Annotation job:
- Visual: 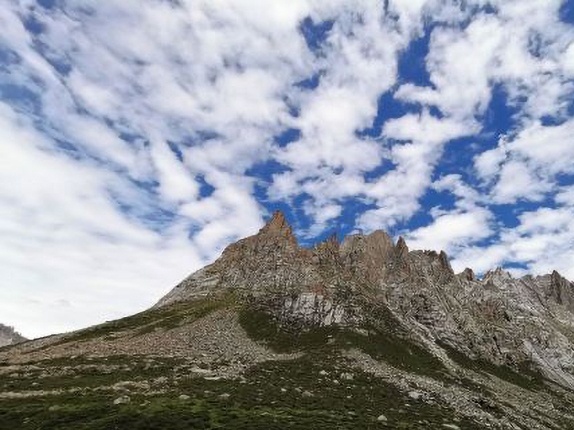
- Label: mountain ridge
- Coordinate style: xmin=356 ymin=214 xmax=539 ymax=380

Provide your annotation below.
xmin=156 ymin=210 xmax=574 ymax=390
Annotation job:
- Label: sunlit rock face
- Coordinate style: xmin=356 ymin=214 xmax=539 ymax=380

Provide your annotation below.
xmin=0 ymin=324 xmax=26 ymax=347
xmin=156 ymin=211 xmax=574 ymax=389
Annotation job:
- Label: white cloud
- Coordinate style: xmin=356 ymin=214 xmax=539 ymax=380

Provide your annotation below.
xmin=452 ymin=205 xmax=574 ymax=279
xmin=149 ymin=139 xmax=199 ymax=203
xmin=474 ymin=144 xmax=508 ymax=180
xmin=0 ymin=103 xmax=204 ymax=337
xmin=475 ymin=119 xmax=574 ymax=204
xmin=432 ymin=174 xmax=481 ymax=210
xmin=406 ymin=209 xmax=492 ymax=254
xmin=451 ymin=244 xmax=509 ymax=275
xmin=491 ymin=160 xmax=551 ymax=203
xmin=556 ymin=186 xmax=574 ymax=206
xmin=2 ymin=0 xmax=574 ymax=338
xmin=564 ymin=42 xmax=574 ymax=75
xmin=509 ymin=119 xmax=574 ymax=174
xmin=358 ymin=112 xmax=477 ymax=230
xmin=397 ymin=15 xmax=502 ymax=120
xmin=404 ymin=172 xmax=494 ymax=260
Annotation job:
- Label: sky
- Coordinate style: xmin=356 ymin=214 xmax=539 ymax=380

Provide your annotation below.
xmin=1 ymin=0 xmax=574 ymax=338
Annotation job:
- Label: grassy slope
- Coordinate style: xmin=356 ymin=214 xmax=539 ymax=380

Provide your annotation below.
xmin=1 ymin=300 xmax=572 ymax=429
xmin=39 ymin=297 xmax=232 ymax=349
xmin=0 ymin=354 xmax=484 ymax=430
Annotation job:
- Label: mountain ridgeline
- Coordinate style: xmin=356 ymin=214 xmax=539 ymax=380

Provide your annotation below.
xmin=159 ymin=211 xmax=574 ymax=389
xmin=1 ymin=211 xmax=574 ymax=430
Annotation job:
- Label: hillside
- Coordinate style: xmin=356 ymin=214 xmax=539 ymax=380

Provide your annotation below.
xmin=1 ymin=211 xmax=573 ymax=429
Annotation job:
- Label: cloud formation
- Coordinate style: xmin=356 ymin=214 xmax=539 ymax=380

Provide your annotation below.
xmin=1 ymin=0 xmax=573 ymax=337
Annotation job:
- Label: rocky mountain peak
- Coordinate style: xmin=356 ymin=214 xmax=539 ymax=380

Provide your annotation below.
xmin=258 ymin=210 xmax=295 ymax=239
xmin=548 ymin=270 xmax=574 ymax=311
xmin=394 ymin=236 xmax=409 ymax=259
xmin=154 ymin=218 xmax=574 ymax=392
xmin=482 ymin=267 xmax=513 ymax=283
xmin=340 ymin=230 xmax=393 ymax=262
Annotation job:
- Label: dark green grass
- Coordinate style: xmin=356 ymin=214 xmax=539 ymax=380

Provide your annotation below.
xmin=2 ymin=302 xmax=571 ymax=429
xmin=0 ymin=353 xmax=484 ymax=430
xmin=437 ymin=341 xmax=548 ymax=391
xmin=238 ymin=306 xmax=449 ymax=380
xmin=0 ymin=355 xmax=184 ymax=392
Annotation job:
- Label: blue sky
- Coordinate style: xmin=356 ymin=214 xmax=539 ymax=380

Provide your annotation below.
xmin=1 ymin=0 xmax=574 ymax=337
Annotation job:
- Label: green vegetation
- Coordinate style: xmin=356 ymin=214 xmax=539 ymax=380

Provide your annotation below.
xmin=2 ymin=304 xmax=571 ymax=429
xmin=134 ymin=299 xmax=229 ymax=335
xmin=437 ymin=341 xmax=548 ymax=391
xmin=238 ymin=306 xmax=449 ymax=379
xmin=0 ymin=355 xmax=184 ymax=392
xmin=238 ymin=308 xmax=341 ymax=353
xmin=0 ymin=353 xmax=484 ymax=430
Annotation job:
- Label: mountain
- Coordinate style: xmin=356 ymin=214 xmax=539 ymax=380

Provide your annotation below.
xmin=159 ymin=211 xmax=574 ymax=388
xmin=1 ymin=211 xmax=574 ymax=429
xmin=0 ymin=324 xmax=26 ymax=348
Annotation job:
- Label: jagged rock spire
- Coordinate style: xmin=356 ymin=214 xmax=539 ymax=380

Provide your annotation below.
xmin=315 ymin=232 xmax=340 ymax=252
xmin=549 ymin=270 xmax=574 ymax=311
xmin=438 ymin=250 xmax=454 ymax=274
xmin=255 ymin=210 xmax=298 ymax=248
xmin=259 ymin=210 xmax=292 ymax=236
xmin=395 ymin=236 xmax=409 ymax=259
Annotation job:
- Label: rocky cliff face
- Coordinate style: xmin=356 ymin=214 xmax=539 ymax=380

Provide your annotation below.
xmin=157 ymin=210 xmax=574 ymax=390
xmin=0 ymin=324 xmax=26 ymax=347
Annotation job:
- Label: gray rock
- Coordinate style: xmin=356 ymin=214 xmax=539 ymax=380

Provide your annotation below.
xmin=340 ymin=372 xmax=353 ymax=380
xmin=408 ymin=391 xmax=422 ymax=400
xmin=113 ymin=395 xmax=131 ymax=405
xmin=377 ymin=414 xmax=388 ymax=422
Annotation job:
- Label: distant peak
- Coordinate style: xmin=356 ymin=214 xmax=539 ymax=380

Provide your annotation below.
xmin=483 ymin=267 xmax=513 ymax=282
xmin=551 ymin=270 xmax=564 ymax=281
